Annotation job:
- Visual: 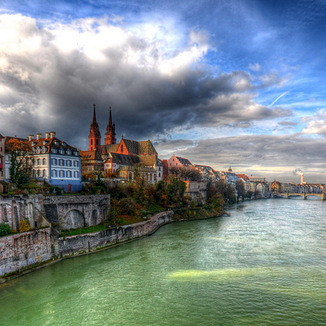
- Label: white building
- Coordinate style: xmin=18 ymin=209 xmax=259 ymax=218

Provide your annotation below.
xmin=29 ymin=132 xmax=82 ymax=192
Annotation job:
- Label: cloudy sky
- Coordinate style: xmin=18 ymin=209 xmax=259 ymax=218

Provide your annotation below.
xmin=1 ymin=0 xmax=326 ymax=182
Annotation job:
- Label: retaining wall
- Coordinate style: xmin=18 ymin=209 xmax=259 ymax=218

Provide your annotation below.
xmin=57 ymin=211 xmax=174 ymax=257
xmin=0 ymin=228 xmax=52 ymax=276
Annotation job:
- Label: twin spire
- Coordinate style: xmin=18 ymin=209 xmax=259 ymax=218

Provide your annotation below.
xmin=88 ymin=104 xmax=116 ymax=152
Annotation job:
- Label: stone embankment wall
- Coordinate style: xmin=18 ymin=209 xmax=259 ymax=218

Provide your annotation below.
xmin=57 ymin=211 xmax=174 ymax=257
xmin=0 ymin=211 xmax=174 ymax=277
xmin=0 ymin=228 xmax=52 ymax=276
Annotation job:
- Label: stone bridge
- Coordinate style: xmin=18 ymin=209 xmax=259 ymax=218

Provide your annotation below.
xmin=0 ymin=194 xmax=110 ymax=232
xmin=43 ymin=195 xmax=110 ymax=229
xmin=273 ymin=193 xmax=325 ymax=200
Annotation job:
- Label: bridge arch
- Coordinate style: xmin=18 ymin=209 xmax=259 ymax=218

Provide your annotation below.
xmin=62 ymin=209 xmax=85 ymax=229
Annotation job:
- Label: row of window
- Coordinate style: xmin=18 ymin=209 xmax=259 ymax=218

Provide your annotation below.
xmin=52 ymin=170 xmax=79 ymax=178
xmin=33 ymin=170 xmax=79 ymax=178
xmin=52 ymin=159 xmax=79 ymax=167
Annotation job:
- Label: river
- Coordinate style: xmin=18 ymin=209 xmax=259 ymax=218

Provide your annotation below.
xmin=0 ymin=199 xmax=326 ymax=325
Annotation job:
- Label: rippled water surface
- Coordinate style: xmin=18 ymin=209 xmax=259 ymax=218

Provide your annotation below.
xmin=1 ymin=199 xmax=326 ymax=325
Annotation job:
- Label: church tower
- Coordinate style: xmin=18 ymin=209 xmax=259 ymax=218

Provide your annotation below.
xmin=88 ymin=104 xmax=101 ymax=151
xmin=105 ymin=107 xmax=116 ymax=145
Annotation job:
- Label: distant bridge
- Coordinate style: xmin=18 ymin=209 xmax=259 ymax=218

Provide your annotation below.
xmin=273 ymin=193 xmax=325 ymax=200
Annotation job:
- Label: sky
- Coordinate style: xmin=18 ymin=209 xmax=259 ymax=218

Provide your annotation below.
xmin=1 ymin=0 xmax=326 ymax=183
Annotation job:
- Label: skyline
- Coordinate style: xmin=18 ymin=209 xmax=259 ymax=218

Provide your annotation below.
xmin=1 ymin=1 xmax=326 ymax=182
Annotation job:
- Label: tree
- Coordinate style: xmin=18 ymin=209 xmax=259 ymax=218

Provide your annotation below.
xmin=169 ymin=167 xmax=202 ymax=181
xmin=167 ymin=175 xmax=187 ymax=204
xmin=236 ymin=180 xmax=245 ymax=201
xmin=6 ymin=138 xmax=32 ymax=187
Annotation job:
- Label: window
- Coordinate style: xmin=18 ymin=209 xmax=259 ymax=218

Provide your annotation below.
xmin=74 ymin=151 xmax=78 ymax=156
xmin=67 ymin=160 xmax=72 ymax=167
xmin=43 ymin=169 xmax=47 ymax=178
xmin=59 ymin=159 xmax=64 ymax=166
xmin=60 ymin=149 xmax=64 ymax=154
xmin=52 ymin=158 xmax=57 ymax=165
xmin=52 ymin=170 xmax=57 ymax=177
xmin=74 ymin=161 xmax=78 ymax=167
xmin=37 ymin=159 xmax=40 ymax=165
xmin=60 ymin=170 xmax=65 ymax=178
xmin=67 ymin=150 xmax=71 ymax=155
xmin=43 ymin=158 xmax=46 ymax=165
xmin=38 ymin=169 xmax=41 ymax=177
xmin=67 ymin=171 xmax=71 ymax=178
xmin=91 ymin=139 xmax=93 ymax=145
xmin=74 ymin=171 xmax=78 ymax=178
xmin=121 ymin=145 xmax=124 ymax=153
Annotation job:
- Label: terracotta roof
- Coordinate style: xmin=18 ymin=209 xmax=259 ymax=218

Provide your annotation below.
xmin=122 ymin=139 xmax=158 ymax=155
xmin=101 ymin=143 xmax=119 ymax=155
xmin=139 ymin=155 xmax=162 ymax=167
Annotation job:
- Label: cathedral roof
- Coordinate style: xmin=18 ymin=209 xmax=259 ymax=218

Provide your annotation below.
xmin=122 ymin=139 xmax=158 ymax=155
xmin=106 ymin=152 xmax=139 ymax=165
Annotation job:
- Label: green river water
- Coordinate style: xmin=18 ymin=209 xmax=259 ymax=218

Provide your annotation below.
xmin=1 ymin=199 xmax=326 ymax=325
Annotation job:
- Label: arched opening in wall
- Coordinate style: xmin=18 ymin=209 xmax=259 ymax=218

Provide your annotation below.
xmin=28 ymin=203 xmax=35 ymax=228
xmin=63 ymin=209 xmax=84 ymax=230
xmin=67 ymin=184 xmax=71 ymax=193
xmin=92 ymin=210 xmax=98 ymax=226
xmin=14 ymin=206 xmax=19 ymax=232
xmin=3 ymin=206 xmax=8 ymax=222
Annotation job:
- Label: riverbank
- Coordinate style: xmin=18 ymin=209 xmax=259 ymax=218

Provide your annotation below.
xmin=0 ymin=206 xmax=226 ymax=283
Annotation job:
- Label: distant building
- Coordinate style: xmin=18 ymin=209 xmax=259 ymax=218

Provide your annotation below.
xmin=168 ymin=154 xmax=193 ymax=169
xmin=195 ymin=164 xmax=220 ymax=182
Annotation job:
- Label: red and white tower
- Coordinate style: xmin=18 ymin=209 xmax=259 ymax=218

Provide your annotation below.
xmin=105 ymin=107 xmax=116 ymax=145
xmin=88 ymin=104 xmax=101 ymax=151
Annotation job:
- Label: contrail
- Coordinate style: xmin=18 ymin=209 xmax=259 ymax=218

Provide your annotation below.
xmin=269 ymin=91 xmax=289 ymax=107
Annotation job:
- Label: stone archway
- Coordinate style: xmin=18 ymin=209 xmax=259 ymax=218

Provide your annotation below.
xmin=91 ymin=209 xmax=98 ymax=226
xmin=62 ymin=209 xmax=84 ymax=229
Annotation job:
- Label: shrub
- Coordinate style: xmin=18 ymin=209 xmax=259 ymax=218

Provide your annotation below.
xmin=0 ymin=223 xmax=11 ymax=236
xmin=19 ymin=219 xmax=31 ymax=232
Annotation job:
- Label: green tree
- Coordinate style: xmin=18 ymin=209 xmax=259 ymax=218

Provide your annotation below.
xmin=0 ymin=223 xmax=11 ymax=236
xmin=167 ymin=175 xmax=187 ymax=204
xmin=6 ymin=138 xmax=32 ymax=187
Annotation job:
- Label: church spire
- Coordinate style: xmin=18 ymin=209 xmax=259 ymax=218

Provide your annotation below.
xmin=88 ymin=104 xmax=101 ymax=151
xmin=105 ymin=106 xmax=116 ymax=145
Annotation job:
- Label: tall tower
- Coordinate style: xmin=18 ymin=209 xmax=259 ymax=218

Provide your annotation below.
xmin=88 ymin=104 xmax=101 ymax=151
xmin=105 ymin=107 xmax=116 ymax=145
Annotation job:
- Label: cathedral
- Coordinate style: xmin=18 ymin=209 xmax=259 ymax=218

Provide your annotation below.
xmin=81 ymin=105 xmax=163 ymax=183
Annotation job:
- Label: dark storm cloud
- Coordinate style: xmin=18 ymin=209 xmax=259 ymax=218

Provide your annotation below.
xmin=0 ymin=14 xmax=291 ymax=148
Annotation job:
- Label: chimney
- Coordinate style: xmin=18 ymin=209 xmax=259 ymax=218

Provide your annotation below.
xmin=50 ymin=131 xmax=56 ymax=138
xmin=45 ymin=132 xmax=50 ymax=139
xmin=36 ymin=133 xmax=42 ymax=140
xmin=28 ymin=134 xmax=34 ymax=141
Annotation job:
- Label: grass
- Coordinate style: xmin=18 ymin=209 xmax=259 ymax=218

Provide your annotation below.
xmin=60 ymin=224 xmax=106 ymax=237
xmin=117 ymin=215 xmax=144 ymax=225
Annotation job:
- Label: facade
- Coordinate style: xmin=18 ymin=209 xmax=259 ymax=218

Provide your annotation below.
xmin=29 ymin=132 xmax=82 ymax=191
xmin=168 ymin=154 xmax=193 ymax=169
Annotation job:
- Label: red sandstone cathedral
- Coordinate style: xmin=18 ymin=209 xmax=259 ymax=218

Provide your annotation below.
xmin=81 ymin=105 xmax=163 ymax=182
